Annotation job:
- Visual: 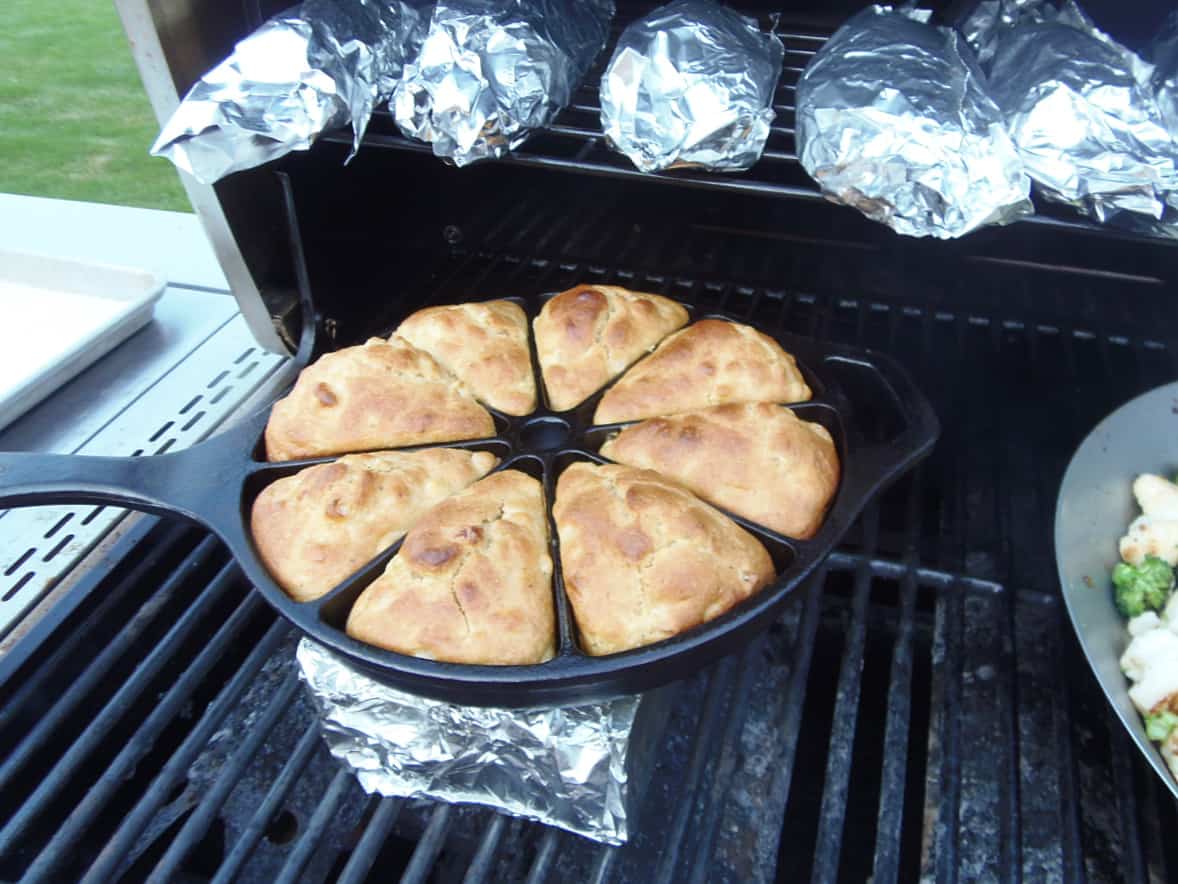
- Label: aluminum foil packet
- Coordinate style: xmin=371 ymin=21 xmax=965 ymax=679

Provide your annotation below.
xmin=1151 ymin=11 xmax=1178 ymax=137
xmin=795 ymin=6 xmax=1032 ymax=239
xmin=296 ymin=638 xmax=649 ymax=843
xmin=599 ymin=0 xmax=783 ymax=173
xmin=393 ymin=0 xmax=615 ymax=166
xmin=152 ymin=0 xmax=428 ymax=184
xmin=976 ymin=1 xmax=1178 ymax=232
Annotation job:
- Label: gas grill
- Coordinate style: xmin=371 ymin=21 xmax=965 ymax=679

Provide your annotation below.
xmin=2 ymin=0 xmax=1177 ymax=880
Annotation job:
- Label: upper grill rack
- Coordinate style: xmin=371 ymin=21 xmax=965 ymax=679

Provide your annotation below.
xmin=324 ymin=13 xmax=1155 ymax=240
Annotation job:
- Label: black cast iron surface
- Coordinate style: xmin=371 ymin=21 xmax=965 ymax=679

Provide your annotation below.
xmin=0 ymin=291 xmax=936 ymax=707
xmin=1 ymin=223 xmax=1177 ymax=880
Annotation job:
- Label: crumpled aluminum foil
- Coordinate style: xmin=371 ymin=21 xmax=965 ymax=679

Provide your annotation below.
xmin=152 ymin=0 xmax=428 ymax=184
xmin=1151 ymin=11 xmax=1178 ymax=137
xmin=599 ymin=0 xmax=783 ymax=173
xmin=958 ymin=0 xmax=1086 ymax=68
xmin=795 ymin=6 xmax=1032 ymax=239
xmin=393 ymin=0 xmax=615 ymax=166
xmin=296 ymin=638 xmax=645 ymax=843
xmin=977 ymin=1 xmax=1178 ymax=233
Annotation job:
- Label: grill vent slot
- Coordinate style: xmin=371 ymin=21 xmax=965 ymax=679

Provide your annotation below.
xmin=0 ymin=330 xmax=283 ymax=639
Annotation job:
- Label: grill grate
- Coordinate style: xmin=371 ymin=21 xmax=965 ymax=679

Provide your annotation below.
xmin=2 ymin=211 xmax=1178 ymax=879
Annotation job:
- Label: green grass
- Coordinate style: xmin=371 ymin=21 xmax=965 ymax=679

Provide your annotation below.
xmin=0 ymin=0 xmax=190 ymax=211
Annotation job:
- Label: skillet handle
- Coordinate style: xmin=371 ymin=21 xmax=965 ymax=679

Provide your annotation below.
xmin=828 ymin=351 xmax=940 ymax=493
xmin=0 ymin=410 xmax=268 ymax=530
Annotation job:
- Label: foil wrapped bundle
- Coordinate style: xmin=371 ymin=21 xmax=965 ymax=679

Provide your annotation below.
xmin=393 ymin=0 xmax=615 ymax=166
xmin=976 ymin=1 xmax=1178 ymax=232
xmin=1151 ymin=11 xmax=1178 ymax=137
xmin=152 ymin=0 xmax=428 ymax=184
xmin=296 ymin=639 xmax=673 ymax=844
xmin=959 ymin=0 xmax=1087 ymax=68
xmin=599 ymin=0 xmax=784 ymax=173
xmin=795 ymin=6 xmax=1031 ymax=239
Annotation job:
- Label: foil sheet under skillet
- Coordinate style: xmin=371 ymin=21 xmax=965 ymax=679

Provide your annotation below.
xmin=972 ymin=1 xmax=1178 ymax=233
xmin=151 ymin=0 xmax=428 ymax=184
xmin=599 ymin=0 xmax=784 ymax=173
xmin=393 ymin=0 xmax=615 ymax=167
xmin=795 ymin=5 xmax=1032 ymax=239
xmin=296 ymin=638 xmax=676 ymax=844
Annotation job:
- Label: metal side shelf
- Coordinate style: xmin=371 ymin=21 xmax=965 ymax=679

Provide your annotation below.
xmin=0 ymin=285 xmax=287 ymax=643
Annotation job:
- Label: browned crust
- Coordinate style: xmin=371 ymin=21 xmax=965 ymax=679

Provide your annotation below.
xmin=593 ymin=320 xmax=812 ymax=424
xmin=345 ymin=470 xmax=556 ymax=665
xmin=600 ymin=403 xmax=839 ymax=539
xmin=394 ymin=300 xmax=537 ymax=416
xmin=533 ymin=285 xmax=689 ymax=412
xmin=553 ymin=462 xmax=775 ymax=656
xmin=264 ymin=338 xmax=495 ymax=461
xmin=251 ymin=449 xmax=498 ymax=602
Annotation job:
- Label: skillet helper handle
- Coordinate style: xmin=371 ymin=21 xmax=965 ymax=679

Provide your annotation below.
xmin=0 ymin=448 xmax=222 ymax=526
xmin=830 ymin=352 xmax=940 ymax=492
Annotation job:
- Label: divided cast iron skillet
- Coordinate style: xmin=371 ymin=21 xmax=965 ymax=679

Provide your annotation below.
xmin=0 ymin=290 xmax=939 ymax=707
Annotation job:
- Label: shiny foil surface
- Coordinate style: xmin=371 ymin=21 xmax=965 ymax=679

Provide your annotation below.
xmin=296 ymin=639 xmax=642 ymax=843
xmin=795 ymin=6 xmax=1032 ymax=239
xmin=599 ymin=0 xmax=783 ymax=173
xmin=1152 ymin=11 xmax=1178 ymax=138
xmin=152 ymin=0 xmax=428 ymax=184
xmin=393 ymin=0 xmax=614 ymax=166
xmin=979 ymin=1 xmax=1178 ymax=233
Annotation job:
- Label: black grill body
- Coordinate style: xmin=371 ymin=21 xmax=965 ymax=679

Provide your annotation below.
xmin=4 ymin=1 xmax=1178 ymax=881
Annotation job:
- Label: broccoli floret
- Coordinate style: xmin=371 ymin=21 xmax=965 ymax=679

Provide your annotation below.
xmin=1113 ymin=556 xmax=1175 ymax=618
xmin=1146 ymin=710 xmax=1178 ymax=742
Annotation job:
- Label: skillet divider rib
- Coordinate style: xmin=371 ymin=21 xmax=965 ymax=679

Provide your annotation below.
xmin=541 ymin=452 xmax=578 ymax=656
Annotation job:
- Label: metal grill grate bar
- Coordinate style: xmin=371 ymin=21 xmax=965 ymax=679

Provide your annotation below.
xmin=0 ymin=522 xmax=201 ymax=727
xmin=338 ymin=797 xmax=403 ymax=884
xmin=274 ymin=768 xmax=354 ymax=884
xmin=209 ymin=722 xmax=324 ymax=884
xmin=461 ymin=812 xmax=506 ymax=884
xmin=143 ymin=668 xmax=303 ymax=883
xmin=0 ymin=558 xmax=248 ymax=861
xmin=0 ymin=537 xmax=222 ymax=806
xmin=524 ymin=829 xmax=560 ymax=884
xmin=401 ymin=804 xmax=453 ymax=884
xmin=810 ymin=506 xmax=879 ymax=881
xmin=19 ymin=588 xmax=266 ymax=882
xmin=870 ymin=471 xmax=924 ymax=884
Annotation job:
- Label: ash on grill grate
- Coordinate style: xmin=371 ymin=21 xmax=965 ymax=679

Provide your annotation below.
xmin=3 ymin=190 xmax=1178 ymax=881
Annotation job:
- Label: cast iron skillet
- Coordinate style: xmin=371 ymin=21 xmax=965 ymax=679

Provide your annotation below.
xmin=1055 ymin=381 xmax=1178 ymax=799
xmin=0 ymin=290 xmax=938 ymax=706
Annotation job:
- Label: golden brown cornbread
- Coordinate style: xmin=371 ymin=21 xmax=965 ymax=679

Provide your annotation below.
xmin=345 ymin=470 xmax=556 ymax=664
xmin=394 ymin=300 xmax=537 ymax=416
xmin=533 ymin=284 xmax=688 ymax=411
xmin=600 ymin=403 xmax=839 ymax=539
xmin=264 ymin=338 xmax=495 ymax=461
xmin=593 ymin=320 xmax=812 ymax=424
xmin=251 ymin=449 xmax=498 ymax=602
xmin=553 ymin=462 xmax=775 ymax=656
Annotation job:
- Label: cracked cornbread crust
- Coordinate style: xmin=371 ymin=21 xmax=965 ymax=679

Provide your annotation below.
xmin=533 ymin=284 xmax=689 ymax=412
xmin=345 ymin=470 xmax=555 ymax=665
xmin=264 ymin=337 xmax=495 ymax=461
xmin=394 ymin=300 xmax=537 ymax=416
xmin=600 ymin=402 xmax=839 ymax=540
xmin=251 ymin=449 xmax=499 ymax=602
xmin=553 ymin=462 xmax=774 ymax=656
xmin=593 ymin=319 xmax=812 ymax=424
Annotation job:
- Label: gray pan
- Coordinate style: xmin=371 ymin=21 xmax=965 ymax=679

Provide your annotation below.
xmin=1055 ymin=380 xmax=1178 ymax=800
